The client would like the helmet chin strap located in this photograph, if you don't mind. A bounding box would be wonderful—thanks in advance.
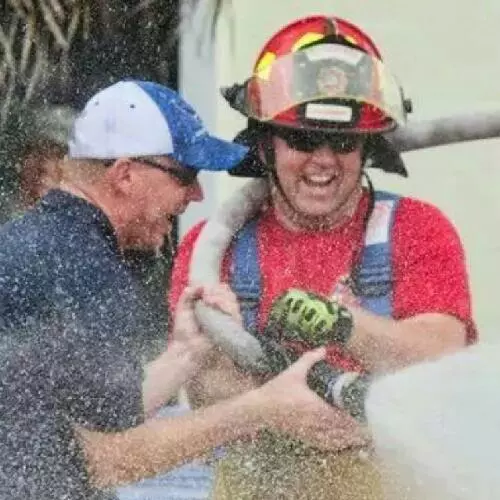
[261,134,374,231]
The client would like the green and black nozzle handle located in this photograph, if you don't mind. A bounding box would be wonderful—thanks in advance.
[194,303,370,421]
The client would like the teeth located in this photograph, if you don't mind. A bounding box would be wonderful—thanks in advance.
[309,174,333,182]
[303,173,337,185]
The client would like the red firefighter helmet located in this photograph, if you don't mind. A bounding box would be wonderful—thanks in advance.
[224,15,411,134]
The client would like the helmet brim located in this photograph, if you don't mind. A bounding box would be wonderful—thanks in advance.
[228,125,408,178]
[228,127,268,178]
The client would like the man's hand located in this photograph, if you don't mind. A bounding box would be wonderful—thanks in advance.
[143,284,243,415]
[177,284,260,407]
[252,348,370,452]
[171,283,243,360]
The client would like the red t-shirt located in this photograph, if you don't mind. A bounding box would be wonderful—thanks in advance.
[169,192,476,372]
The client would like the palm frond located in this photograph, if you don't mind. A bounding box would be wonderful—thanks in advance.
[0,0,232,215]
[0,0,232,116]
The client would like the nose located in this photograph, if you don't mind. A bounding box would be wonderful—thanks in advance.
[186,178,204,202]
[310,144,340,164]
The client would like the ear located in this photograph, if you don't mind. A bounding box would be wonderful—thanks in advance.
[104,158,136,195]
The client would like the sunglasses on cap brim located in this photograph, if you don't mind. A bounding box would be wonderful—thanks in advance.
[271,127,363,154]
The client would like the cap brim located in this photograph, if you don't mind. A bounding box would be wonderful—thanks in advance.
[180,134,249,171]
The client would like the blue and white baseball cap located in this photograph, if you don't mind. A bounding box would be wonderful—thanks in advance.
[68,80,248,171]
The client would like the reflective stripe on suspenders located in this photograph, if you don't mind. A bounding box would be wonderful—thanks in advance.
[356,191,399,317]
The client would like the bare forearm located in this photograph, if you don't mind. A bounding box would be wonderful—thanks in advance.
[143,341,205,417]
[79,391,263,488]
[187,351,258,408]
[346,309,467,373]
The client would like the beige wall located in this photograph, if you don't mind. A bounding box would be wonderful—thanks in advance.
[180,0,500,338]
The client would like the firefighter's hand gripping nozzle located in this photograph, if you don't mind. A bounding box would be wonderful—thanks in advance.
[255,289,371,422]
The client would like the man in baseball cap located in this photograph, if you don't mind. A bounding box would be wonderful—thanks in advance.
[65,79,247,250]
[0,81,258,498]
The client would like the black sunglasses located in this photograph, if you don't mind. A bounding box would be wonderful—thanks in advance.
[272,128,363,154]
[131,157,198,186]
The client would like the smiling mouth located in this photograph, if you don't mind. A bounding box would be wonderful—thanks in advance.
[301,172,339,187]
